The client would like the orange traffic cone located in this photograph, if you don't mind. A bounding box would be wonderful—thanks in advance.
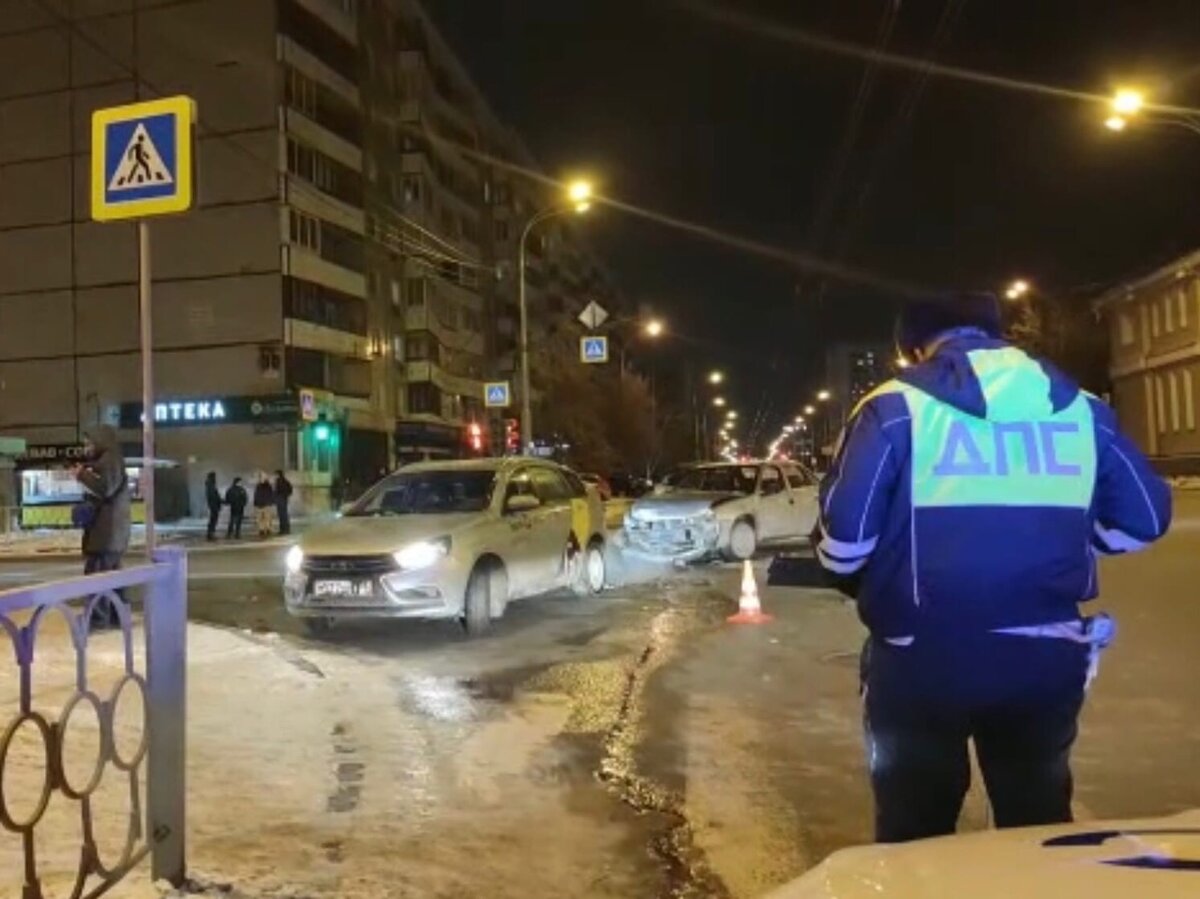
[728,559,772,624]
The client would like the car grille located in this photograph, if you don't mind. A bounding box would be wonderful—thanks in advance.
[303,554,397,577]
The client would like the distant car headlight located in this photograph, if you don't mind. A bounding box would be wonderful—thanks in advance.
[286,545,304,574]
[394,537,451,571]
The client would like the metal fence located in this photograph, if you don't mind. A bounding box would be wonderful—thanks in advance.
[0,547,188,899]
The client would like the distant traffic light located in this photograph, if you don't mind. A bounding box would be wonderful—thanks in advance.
[505,418,520,454]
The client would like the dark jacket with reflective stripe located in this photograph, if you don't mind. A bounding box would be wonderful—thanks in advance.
[818,335,1171,643]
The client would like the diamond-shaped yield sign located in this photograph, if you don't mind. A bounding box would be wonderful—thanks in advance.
[580,336,609,364]
[485,382,511,408]
[577,300,609,331]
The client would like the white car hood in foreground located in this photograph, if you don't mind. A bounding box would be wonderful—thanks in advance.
[769,809,1200,899]
[300,514,476,556]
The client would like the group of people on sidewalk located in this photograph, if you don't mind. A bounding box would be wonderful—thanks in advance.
[205,471,292,541]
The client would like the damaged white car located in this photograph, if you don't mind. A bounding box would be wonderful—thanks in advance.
[622,462,819,562]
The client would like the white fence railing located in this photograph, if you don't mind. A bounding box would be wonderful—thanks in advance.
[0,547,188,898]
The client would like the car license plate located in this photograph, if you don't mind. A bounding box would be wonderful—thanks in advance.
[313,580,374,599]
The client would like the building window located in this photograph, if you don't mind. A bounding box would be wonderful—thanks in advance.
[407,383,439,415]
[402,175,422,205]
[289,210,319,250]
[405,278,426,307]
[284,277,367,335]
[1185,370,1196,431]
[495,220,509,241]
[1151,301,1161,337]
[286,138,363,207]
[1170,371,1181,431]
[405,333,439,363]
[1118,313,1134,346]
[1180,289,1190,328]
[279,0,358,82]
[1165,295,1175,332]
[1156,374,1167,433]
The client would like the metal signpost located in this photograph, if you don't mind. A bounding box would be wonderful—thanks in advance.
[91,96,196,552]
[580,335,609,364]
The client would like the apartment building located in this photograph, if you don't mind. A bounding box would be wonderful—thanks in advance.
[0,0,610,515]
[1095,248,1200,471]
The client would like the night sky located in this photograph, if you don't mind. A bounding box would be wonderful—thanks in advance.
[428,0,1200,447]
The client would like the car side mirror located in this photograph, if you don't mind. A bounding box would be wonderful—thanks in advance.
[505,494,541,514]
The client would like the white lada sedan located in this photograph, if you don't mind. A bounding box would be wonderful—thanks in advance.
[284,458,608,636]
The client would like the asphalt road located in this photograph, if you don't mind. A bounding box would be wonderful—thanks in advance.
[2,497,1199,898]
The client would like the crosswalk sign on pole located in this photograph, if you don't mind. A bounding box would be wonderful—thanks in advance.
[91,95,196,222]
[485,382,512,408]
[580,335,609,364]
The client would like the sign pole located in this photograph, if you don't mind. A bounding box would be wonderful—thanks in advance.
[139,219,156,553]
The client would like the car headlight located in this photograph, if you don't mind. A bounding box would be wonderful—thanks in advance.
[394,537,450,571]
[286,545,304,574]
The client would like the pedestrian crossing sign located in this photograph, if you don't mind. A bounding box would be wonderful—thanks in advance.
[91,95,196,221]
[580,335,609,364]
[485,382,511,408]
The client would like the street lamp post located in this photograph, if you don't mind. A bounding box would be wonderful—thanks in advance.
[1103,88,1200,138]
[518,180,592,453]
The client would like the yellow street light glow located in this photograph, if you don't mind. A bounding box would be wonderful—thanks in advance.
[566,180,593,214]
[1105,115,1128,132]
[708,370,725,385]
[804,404,816,415]
[644,319,665,338]
[713,396,727,407]
[817,390,832,402]
[897,357,911,369]
[726,410,738,420]
[1112,89,1144,116]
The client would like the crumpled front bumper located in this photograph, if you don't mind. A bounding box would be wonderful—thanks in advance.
[622,514,721,562]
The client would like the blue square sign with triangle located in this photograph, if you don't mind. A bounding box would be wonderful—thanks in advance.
[485,382,511,408]
[581,335,609,364]
[91,95,196,222]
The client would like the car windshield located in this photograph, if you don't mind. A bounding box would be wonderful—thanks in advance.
[671,465,759,494]
[346,469,497,516]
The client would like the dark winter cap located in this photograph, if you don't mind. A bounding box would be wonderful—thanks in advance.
[895,291,1002,358]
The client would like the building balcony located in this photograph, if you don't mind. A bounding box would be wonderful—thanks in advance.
[405,361,485,401]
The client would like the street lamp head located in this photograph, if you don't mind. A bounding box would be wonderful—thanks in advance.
[804,404,816,416]
[1005,279,1031,301]
[566,180,593,214]
[1105,115,1128,132]
[726,410,738,420]
[644,319,665,338]
[794,416,805,424]
[713,396,727,407]
[708,370,725,385]
[1112,89,1144,116]
[817,390,832,402]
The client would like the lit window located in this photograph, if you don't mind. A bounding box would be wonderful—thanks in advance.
[1165,296,1175,332]
[1151,302,1161,337]
[1186,370,1196,431]
[1155,375,1166,432]
[1170,371,1181,431]
[1180,290,1190,328]
[1118,313,1134,346]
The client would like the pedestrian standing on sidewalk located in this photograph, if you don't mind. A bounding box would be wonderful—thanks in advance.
[817,291,1172,843]
[205,471,223,541]
[225,477,248,539]
[74,424,131,631]
[274,469,293,536]
[253,473,275,538]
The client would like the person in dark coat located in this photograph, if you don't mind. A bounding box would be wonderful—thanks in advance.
[225,477,248,539]
[75,424,131,629]
[205,471,223,541]
[252,474,275,538]
[273,470,293,536]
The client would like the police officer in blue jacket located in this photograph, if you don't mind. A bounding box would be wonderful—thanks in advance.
[818,292,1171,843]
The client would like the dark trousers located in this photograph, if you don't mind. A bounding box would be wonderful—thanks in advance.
[863,636,1087,843]
[227,508,245,539]
[276,501,291,536]
[206,504,221,540]
[84,551,124,629]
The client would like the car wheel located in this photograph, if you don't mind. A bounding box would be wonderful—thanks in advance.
[725,520,757,561]
[462,565,494,637]
[573,539,606,596]
[303,617,333,637]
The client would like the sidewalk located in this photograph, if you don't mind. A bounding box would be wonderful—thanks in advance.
[0,519,318,560]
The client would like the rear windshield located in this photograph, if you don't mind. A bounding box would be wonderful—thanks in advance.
[346,470,496,516]
[671,466,758,494]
